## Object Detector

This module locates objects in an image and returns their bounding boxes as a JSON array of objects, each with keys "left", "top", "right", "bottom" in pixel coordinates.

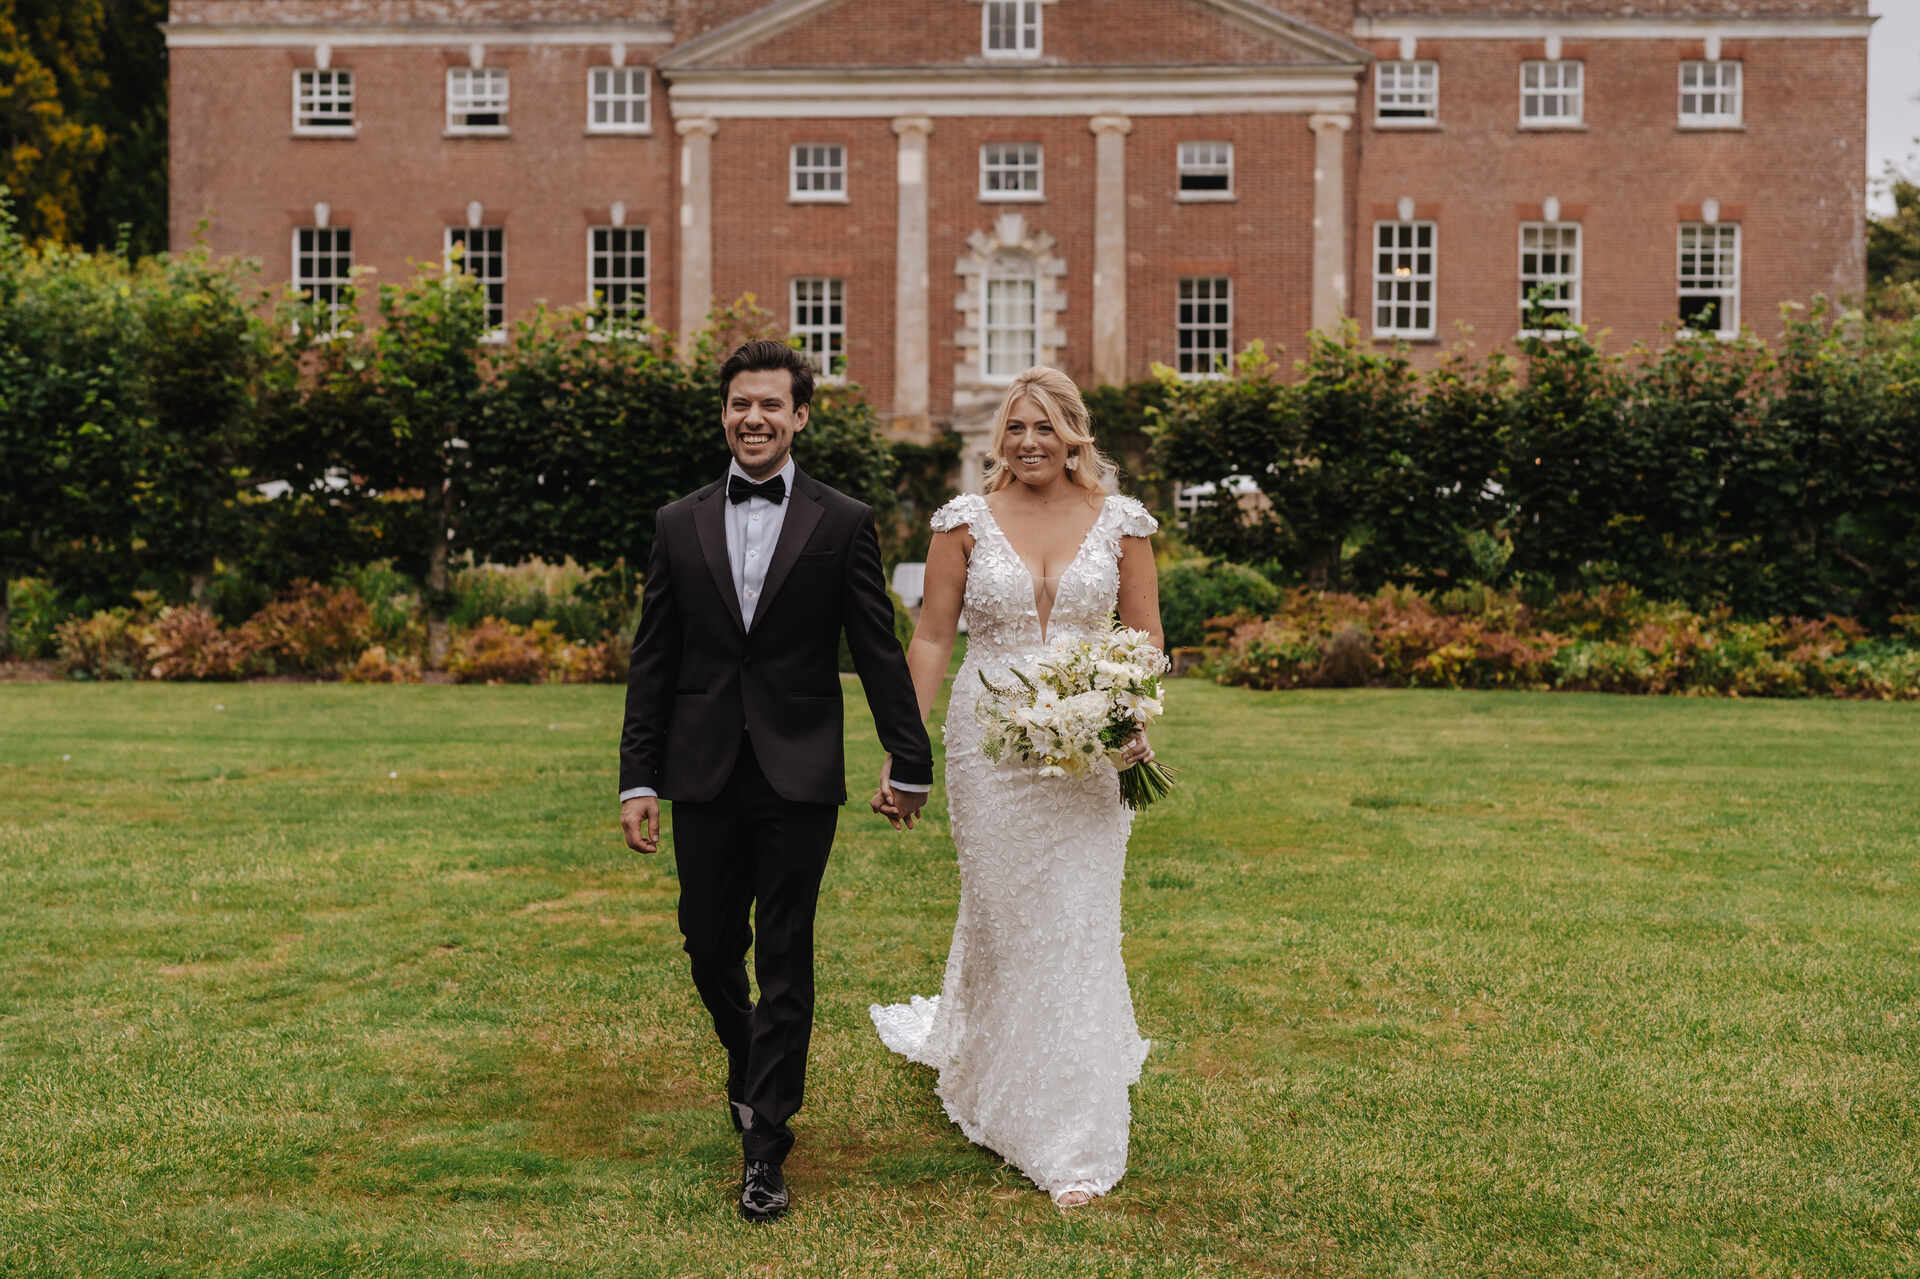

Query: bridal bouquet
[{"left": 975, "top": 626, "right": 1177, "bottom": 809}]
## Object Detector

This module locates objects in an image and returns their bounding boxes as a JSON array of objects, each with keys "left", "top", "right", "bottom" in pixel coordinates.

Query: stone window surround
[{"left": 953, "top": 212, "right": 1068, "bottom": 393}]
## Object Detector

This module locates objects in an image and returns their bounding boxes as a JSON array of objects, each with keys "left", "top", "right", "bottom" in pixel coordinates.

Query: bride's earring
[{"left": 1065, "top": 452, "right": 1079, "bottom": 472}]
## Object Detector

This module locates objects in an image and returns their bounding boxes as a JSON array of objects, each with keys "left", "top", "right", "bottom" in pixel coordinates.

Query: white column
[
  {"left": 675, "top": 117, "right": 718, "bottom": 353},
  {"left": 1308, "top": 112, "right": 1352, "bottom": 334},
  {"left": 1089, "top": 114, "right": 1132, "bottom": 386},
  {"left": 892, "top": 116, "right": 934, "bottom": 427}
]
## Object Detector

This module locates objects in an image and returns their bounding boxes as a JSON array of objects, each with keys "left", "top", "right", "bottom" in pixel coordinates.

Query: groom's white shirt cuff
[{"left": 622, "top": 781, "right": 928, "bottom": 801}]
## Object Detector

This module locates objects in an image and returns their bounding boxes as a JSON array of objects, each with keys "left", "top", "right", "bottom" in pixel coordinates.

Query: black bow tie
[{"left": 728, "top": 474, "right": 787, "bottom": 505}]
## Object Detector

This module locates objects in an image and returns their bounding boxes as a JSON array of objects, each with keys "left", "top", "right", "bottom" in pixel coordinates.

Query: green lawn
[{"left": 1, "top": 680, "right": 1916, "bottom": 1277}]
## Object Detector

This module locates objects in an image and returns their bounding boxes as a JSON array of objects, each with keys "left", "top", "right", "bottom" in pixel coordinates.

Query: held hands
[
  {"left": 621, "top": 796, "right": 662, "bottom": 854},
  {"left": 869, "top": 754, "right": 929, "bottom": 831},
  {"left": 1119, "top": 731, "right": 1155, "bottom": 767}
]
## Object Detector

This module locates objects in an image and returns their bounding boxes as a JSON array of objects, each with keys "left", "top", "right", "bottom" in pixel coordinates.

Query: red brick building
[{"left": 166, "top": 0, "right": 1871, "bottom": 484}]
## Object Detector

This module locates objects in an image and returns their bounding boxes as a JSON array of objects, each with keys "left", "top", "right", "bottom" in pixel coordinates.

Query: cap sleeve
[
  {"left": 1108, "top": 494, "right": 1158, "bottom": 539},
  {"left": 930, "top": 494, "right": 984, "bottom": 534}
]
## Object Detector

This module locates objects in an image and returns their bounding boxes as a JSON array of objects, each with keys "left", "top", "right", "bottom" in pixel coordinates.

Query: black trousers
[{"left": 670, "top": 733, "right": 839, "bottom": 1165}]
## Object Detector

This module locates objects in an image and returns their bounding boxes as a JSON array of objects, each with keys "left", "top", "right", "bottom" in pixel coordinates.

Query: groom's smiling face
[{"left": 723, "top": 368, "right": 809, "bottom": 480}]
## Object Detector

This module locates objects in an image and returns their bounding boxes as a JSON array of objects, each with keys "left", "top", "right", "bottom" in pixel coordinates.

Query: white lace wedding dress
[{"left": 870, "top": 491, "right": 1155, "bottom": 1203}]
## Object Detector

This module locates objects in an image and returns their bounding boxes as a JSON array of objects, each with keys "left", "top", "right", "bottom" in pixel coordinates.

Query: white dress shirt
[
  {"left": 727, "top": 456, "right": 793, "bottom": 630},
  {"left": 620, "top": 456, "right": 926, "bottom": 801}
]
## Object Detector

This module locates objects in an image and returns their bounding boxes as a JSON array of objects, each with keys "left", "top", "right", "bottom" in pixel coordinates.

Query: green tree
[
  {"left": 465, "top": 299, "right": 902, "bottom": 577},
  {"left": 466, "top": 310, "right": 716, "bottom": 574},
  {"left": 1150, "top": 328, "right": 1505, "bottom": 591},
  {"left": 0, "top": 194, "right": 144, "bottom": 647},
  {"left": 1868, "top": 153, "right": 1920, "bottom": 318},
  {"left": 361, "top": 260, "right": 492, "bottom": 667},
  {"left": 249, "top": 259, "right": 490, "bottom": 667},
  {"left": 130, "top": 246, "right": 272, "bottom": 599},
  {"left": 0, "top": 0, "right": 108, "bottom": 243},
  {"left": 1502, "top": 332, "right": 1633, "bottom": 589},
  {"left": 79, "top": 0, "right": 168, "bottom": 257},
  {"left": 1146, "top": 343, "right": 1294, "bottom": 571}
]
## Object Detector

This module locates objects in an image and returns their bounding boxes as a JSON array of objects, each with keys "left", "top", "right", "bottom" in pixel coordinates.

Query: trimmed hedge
[
  {"left": 1151, "top": 309, "right": 1920, "bottom": 626},
  {"left": 0, "top": 206, "right": 903, "bottom": 657}
]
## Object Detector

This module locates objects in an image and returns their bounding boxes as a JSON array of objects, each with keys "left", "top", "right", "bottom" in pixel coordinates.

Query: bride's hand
[
  {"left": 871, "top": 755, "right": 905, "bottom": 827},
  {"left": 1119, "top": 731, "right": 1154, "bottom": 767}
]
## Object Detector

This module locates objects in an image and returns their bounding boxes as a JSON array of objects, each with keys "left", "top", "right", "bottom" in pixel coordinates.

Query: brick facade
[
  {"left": 167, "top": 0, "right": 1870, "bottom": 465},
  {"left": 1356, "top": 1, "right": 1865, "bottom": 16},
  {"left": 169, "top": 1, "right": 769, "bottom": 31},
  {"left": 707, "top": 0, "right": 1325, "bottom": 68}
]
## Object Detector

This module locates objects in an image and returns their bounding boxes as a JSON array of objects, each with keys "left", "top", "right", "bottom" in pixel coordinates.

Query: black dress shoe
[{"left": 739, "top": 1159, "right": 789, "bottom": 1223}]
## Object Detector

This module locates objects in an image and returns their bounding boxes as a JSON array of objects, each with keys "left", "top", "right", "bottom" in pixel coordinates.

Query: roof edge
[{"left": 663, "top": 0, "right": 1371, "bottom": 72}]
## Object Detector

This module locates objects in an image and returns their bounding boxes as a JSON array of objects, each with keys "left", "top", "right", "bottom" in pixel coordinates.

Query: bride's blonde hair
[{"left": 981, "top": 366, "right": 1117, "bottom": 495}]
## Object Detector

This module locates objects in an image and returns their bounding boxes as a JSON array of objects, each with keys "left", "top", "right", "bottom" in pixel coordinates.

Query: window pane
[
  {"left": 1371, "top": 221, "right": 1436, "bottom": 337},
  {"left": 589, "top": 226, "right": 647, "bottom": 325}
]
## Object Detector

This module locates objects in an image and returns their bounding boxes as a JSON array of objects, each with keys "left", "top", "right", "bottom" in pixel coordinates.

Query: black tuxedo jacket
[{"left": 619, "top": 467, "right": 934, "bottom": 806}]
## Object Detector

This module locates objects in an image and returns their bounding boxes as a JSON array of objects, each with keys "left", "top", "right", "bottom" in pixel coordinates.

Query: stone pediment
[{"left": 660, "top": 0, "right": 1367, "bottom": 73}]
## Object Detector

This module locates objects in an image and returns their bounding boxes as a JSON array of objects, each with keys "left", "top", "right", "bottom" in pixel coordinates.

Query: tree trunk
[
  {"left": 189, "top": 569, "right": 211, "bottom": 602},
  {"left": 427, "top": 543, "right": 450, "bottom": 670},
  {"left": 426, "top": 483, "right": 453, "bottom": 669}
]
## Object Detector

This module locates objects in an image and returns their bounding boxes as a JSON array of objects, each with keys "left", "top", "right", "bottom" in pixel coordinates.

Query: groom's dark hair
[{"left": 720, "top": 339, "right": 815, "bottom": 411}]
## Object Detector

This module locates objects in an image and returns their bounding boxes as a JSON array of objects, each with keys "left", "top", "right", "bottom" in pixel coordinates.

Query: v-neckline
[{"left": 979, "top": 495, "right": 1107, "bottom": 643}]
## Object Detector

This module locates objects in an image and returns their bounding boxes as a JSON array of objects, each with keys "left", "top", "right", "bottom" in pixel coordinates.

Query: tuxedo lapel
[
  {"left": 692, "top": 484, "right": 747, "bottom": 635},
  {"left": 751, "top": 470, "right": 825, "bottom": 635}
]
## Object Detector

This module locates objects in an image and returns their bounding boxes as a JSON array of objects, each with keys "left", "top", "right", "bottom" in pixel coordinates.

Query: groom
[{"left": 619, "top": 339, "right": 932, "bottom": 1223}]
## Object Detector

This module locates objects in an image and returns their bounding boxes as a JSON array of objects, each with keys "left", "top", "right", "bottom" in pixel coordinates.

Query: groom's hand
[
  {"left": 621, "top": 796, "right": 662, "bottom": 854},
  {"left": 890, "top": 786, "right": 928, "bottom": 830},
  {"left": 869, "top": 784, "right": 927, "bottom": 831},
  {"left": 871, "top": 756, "right": 927, "bottom": 831}
]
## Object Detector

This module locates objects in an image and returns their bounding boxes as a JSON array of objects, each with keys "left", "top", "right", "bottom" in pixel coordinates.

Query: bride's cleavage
[{"left": 990, "top": 505, "right": 1102, "bottom": 642}]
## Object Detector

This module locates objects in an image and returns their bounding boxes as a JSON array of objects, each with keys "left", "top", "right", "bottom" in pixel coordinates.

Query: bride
[{"left": 868, "top": 365, "right": 1163, "bottom": 1208}]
